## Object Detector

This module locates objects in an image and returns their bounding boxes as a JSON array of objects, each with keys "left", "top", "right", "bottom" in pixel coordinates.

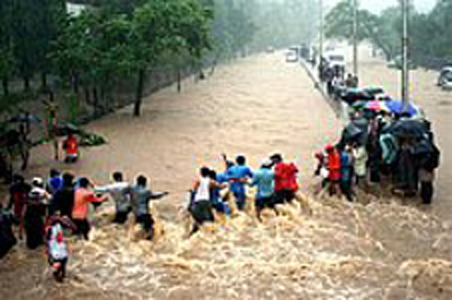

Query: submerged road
[{"left": 2, "top": 52, "right": 452, "bottom": 300}]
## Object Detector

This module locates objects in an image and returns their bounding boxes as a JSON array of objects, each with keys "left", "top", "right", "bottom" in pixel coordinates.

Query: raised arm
[
  {"left": 149, "top": 191, "right": 169, "bottom": 200},
  {"left": 85, "top": 191, "right": 108, "bottom": 203}
]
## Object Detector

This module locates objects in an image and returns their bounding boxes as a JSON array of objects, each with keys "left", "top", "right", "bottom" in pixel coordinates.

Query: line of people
[
  {"left": 1, "top": 169, "right": 169, "bottom": 281},
  {"left": 188, "top": 153, "right": 308, "bottom": 235}
]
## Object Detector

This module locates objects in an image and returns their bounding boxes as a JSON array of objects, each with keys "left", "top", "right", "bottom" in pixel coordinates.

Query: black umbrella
[
  {"left": 340, "top": 88, "right": 375, "bottom": 104},
  {"left": 389, "top": 119, "right": 428, "bottom": 139},
  {"left": 8, "top": 114, "right": 41, "bottom": 123},
  {"left": 56, "top": 123, "right": 81, "bottom": 137},
  {"left": 341, "top": 123, "right": 366, "bottom": 146},
  {"left": 362, "top": 86, "right": 385, "bottom": 96}
]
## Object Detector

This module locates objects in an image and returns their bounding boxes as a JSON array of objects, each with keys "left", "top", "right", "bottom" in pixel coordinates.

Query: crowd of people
[
  {"left": 0, "top": 169, "right": 168, "bottom": 282},
  {"left": 312, "top": 56, "right": 441, "bottom": 204},
  {"left": 0, "top": 151, "right": 309, "bottom": 281},
  {"left": 187, "top": 153, "right": 306, "bottom": 234}
]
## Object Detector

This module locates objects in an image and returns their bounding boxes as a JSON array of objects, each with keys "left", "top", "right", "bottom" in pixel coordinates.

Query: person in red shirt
[
  {"left": 270, "top": 153, "right": 299, "bottom": 205},
  {"left": 64, "top": 134, "right": 78, "bottom": 163},
  {"left": 326, "top": 144, "right": 341, "bottom": 197}
]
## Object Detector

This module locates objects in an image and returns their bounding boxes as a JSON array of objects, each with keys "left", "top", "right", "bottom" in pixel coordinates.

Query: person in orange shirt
[
  {"left": 64, "top": 134, "right": 78, "bottom": 163},
  {"left": 72, "top": 178, "right": 107, "bottom": 240}
]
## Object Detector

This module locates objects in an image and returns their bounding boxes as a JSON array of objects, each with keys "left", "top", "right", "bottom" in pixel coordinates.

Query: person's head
[
  {"left": 136, "top": 175, "right": 147, "bottom": 187},
  {"left": 261, "top": 158, "right": 273, "bottom": 169},
  {"left": 113, "top": 172, "right": 123, "bottom": 182},
  {"left": 236, "top": 155, "right": 246, "bottom": 165},
  {"left": 12, "top": 174, "right": 24, "bottom": 184},
  {"left": 347, "top": 73, "right": 352, "bottom": 79},
  {"left": 78, "top": 177, "right": 90, "bottom": 188},
  {"left": 225, "top": 160, "right": 234, "bottom": 170},
  {"left": 209, "top": 170, "right": 217, "bottom": 180},
  {"left": 200, "top": 167, "right": 211, "bottom": 178},
  {"left": 50, "top": 169, "right": 60, "bottom": 178},
  {"left": 325, "top": 144, "right": 335, "bottom": 153},
  {"left": 62, "top": 173, "right": 74, "bottom": 187},
  {"left": 32, "top": 177, "right": 44, "bottom": 188},
  {"left": 270, "top": 153, "right": 283, "bottom": 164}
]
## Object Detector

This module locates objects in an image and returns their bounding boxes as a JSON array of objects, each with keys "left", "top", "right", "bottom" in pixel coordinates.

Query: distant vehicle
[
  {"left": 437, "top": 67, "right": 452, "bottom": 90},
  {"left": 324, "top": 50, "right": 346, "bottom": 77},
  {"left": 387, "top": 55, "right": 417, "bottom": 70},
  {"left": 266, "top": 46, "right": 274, "bottom": 53},
  {"left": 286, "top": 47, "right": 299, "bottom": 63}
]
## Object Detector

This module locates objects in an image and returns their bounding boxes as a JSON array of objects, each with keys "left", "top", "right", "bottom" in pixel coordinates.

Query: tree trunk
[
  {"left": 177, "top": 69, "right": 181, "bottom": 93},
  {"left": 134, "top": 69, "right": 145, "bottom": 117},
  {"left": 23, "top": 77, "right": 30, "bottom": 91},
  {"left": 72, "top": 73, "right": 79, "bottom": 95},
  {"left": 2, "top": 78, "right": 8, "bottom": 96},
  {"left": 92, "top": 87, "right": 99, "bottom": 116},
  {"left": 84, "top": 85, "right": 91, "bottom": 105},
  {"left": 40, "top": 73, "right": 48, "bottom": 92}
]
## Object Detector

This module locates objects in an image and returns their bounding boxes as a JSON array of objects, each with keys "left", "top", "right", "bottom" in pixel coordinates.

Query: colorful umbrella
[
  {"left": 362, "top": 101, "right": 390, "bottom": 112},
  {"left": 384, "top": 100, "right": 419, "bottom": 116}
]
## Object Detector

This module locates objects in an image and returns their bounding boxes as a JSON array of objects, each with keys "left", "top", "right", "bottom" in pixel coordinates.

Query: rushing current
[{"left": 1, "top": 49, "right": 452, "bottom": 300}]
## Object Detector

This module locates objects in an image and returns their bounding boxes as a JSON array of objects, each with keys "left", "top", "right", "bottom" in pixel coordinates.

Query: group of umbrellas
[
  {"left": 339, "top": 86, "right": 423, "bottom": 117},
  {"left": 352, "top": 99, "right": 422, "bottom": 117}
]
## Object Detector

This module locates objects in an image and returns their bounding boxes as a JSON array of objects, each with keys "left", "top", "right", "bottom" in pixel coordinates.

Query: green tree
[
  {"left": 131, "top": 0, "right": 212, "bottom": 116},
  {"left": 325, "top": 0, "right": 400, "bottom": 60},
  {"left": 0, "top": 0, "right": 14, "bottom": 95}
]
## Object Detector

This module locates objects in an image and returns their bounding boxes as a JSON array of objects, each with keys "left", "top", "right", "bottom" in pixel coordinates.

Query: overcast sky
[{"left": 327, "top": 0, "right": 436, "bottom": 14}]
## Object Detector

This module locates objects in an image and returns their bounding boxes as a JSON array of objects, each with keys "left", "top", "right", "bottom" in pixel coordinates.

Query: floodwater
[{"left": 1, "top": 52, "right": 452, "bottom": 300}]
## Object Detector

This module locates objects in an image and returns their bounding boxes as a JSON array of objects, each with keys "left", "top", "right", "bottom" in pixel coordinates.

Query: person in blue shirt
[
  {"left": 340, "top": 146, "right": 354, "bottom": 202},
  {"left": 250, "top": 159, "right": 275, "bottom": 221},
  {"left": 47, "top": 169, "right": 63, "bottom": 196},
  {"left": 208, "top": 170, "right": 231, "bottom": 216},
  {"left": 227, "top": 155, "right": 253, "bottom": 211}
]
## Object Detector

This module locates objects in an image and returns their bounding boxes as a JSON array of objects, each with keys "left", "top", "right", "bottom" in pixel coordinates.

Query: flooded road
[{"left": 2, "top": 52, "right": 452, "bottom": 300}]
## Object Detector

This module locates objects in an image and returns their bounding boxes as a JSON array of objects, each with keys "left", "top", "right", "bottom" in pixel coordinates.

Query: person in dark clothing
[
  {"left": 24, "top": 178, "right": 50, "bottom": 249},
  {"left": 0, "top": 202, "right": 17, "bottom": 259},
  {"left": 418, "top": 132, "right": 440, "bottom": 204},
  {"left": 7, "top": 175, "right": 31, "bottom": 239},
  {"left": 395, "top": 139, "right": 417, "bottom": 196},
  {"left": 49, "top": 173, "right": 75, "bottom": 218}
]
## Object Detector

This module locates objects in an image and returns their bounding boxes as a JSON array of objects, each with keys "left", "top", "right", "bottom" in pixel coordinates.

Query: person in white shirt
[{"left": 95, "top": 172, "right": 132, "bottom": 224}]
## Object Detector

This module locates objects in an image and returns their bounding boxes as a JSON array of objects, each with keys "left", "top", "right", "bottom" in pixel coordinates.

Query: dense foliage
[{"left": 0, "top": 0, "right": 320, "bottom": 116}]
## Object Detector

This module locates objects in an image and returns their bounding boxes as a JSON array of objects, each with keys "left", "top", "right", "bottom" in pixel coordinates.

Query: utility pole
[
  {"left": 319, "top": 0, "right": 323, "bottom": 64},
  {"left": 401, "top": 0, "right": 410, "bottom": 110},
  {"left": 352, "top": 0, "right": 359, "bottom": 77}
]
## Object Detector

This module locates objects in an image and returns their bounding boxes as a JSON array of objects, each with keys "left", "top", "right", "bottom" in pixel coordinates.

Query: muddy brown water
[{"left": 1, "top": 52, "right": 452, "bottom": 300}]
